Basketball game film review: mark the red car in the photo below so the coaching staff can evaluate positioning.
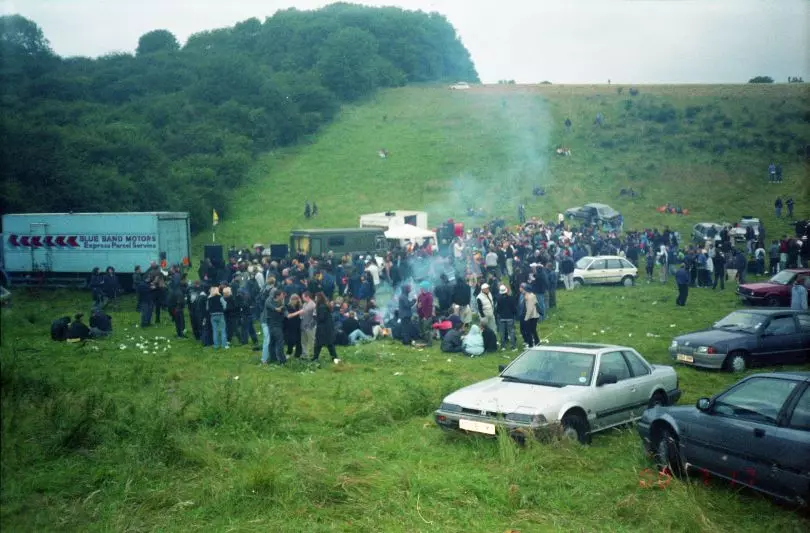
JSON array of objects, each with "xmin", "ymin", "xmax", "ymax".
[{"xmin": 736, "ymin": 269, "xmax": 810, "ymax": 307}]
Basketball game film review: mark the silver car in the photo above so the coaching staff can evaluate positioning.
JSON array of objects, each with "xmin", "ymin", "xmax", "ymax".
[{"xmin": 435, "ymin": 343, "xmax": 681, "ymax": 443}]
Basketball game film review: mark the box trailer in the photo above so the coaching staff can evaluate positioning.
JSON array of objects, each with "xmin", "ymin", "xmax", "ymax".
[
  {"xmin": 290, "ymin": 228, "xmax": 387, "ymax": 257},
  {"xmin": 359, "ymin": 210, "xmax": 428, "ymax": 230},
  {"xmin": 1, "ymin": 212, "xmax": 190, "ymax": 288}
]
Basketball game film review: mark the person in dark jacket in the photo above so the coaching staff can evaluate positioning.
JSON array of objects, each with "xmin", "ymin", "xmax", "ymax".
[
  {"xmin": 434, "ymin": 275, "xmax": 453, "ymax": 316},
  {"xmin": 495, "ymin": 284, "xmax": 518, "ymax": 350},
  {"xmin": 222, "ymin": 286, "xmax": 238, "ymax": 347},
  {"xmin": 441, "ymin": 324, "xmax": 463, "ymax": 353},
  {"xmin": 207, "ymin": 286, "xmax": 227, "ymax": 349},
  {"xmin": 712, "ymin": 251, "xmax": 726, "ymax": 290},
  {"xmin": 675, "ymin": 265, "xmax": 690, "ymax": 306},
  {"xmin": 67, "ymin": 313, "xmax": 91, "ymax": 341},
  {"xmin": 284, "ymin": 294, "xmax": 303, "ymax": 357},
  {"xmin": 102, "ymin": 267, "xmax": 119, "ymax": 305},
  {"xmin": 481, "ymin": 323, "xmax": 498, "ymax": 353},
  {"xmin": 313, "ymin": 292, "xmax": 338, "ymax": 361},
  {"xmin": 167, "ymin": 278, "xmax": 187, "ymax": 338},
  {"xmin": 89, "ymin": 307, "xmax": 113, "ymax": 337},
  {"xmin": 238, "ymin": 286, "xmax": 259, "ymax": 347},
  {"xmin": 89, "ymin": 268, "xmax": 104, "ymax": 306},
  {"xmin": 397, "ymin": 285, "xmax": 414, "ymax": 345},
  {"xmin": 136, "ymin": 278, "xmax": 153, "ymax": 328},
  {"xmin": 263, "ymin": 290, "xmax": 286, "ymax": 364},
  {"xmin": 733, "ymin": 250, "xmax": 748, "ymax": 284}
]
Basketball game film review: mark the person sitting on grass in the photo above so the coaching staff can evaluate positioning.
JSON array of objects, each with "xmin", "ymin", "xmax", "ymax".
[
  {"xmin": 441, "ymin": 322, "xmax": 464, "ymax": 353},
  {"xmin": 66, "ymin": 313, "xmax": 91, "ymax": 342},
  {"xmin": 462, "ymin": 324, "xmax": 485, "ymax": 357},
  {"xmin": 89, "ymin": 306, "xmax": 113, "ymax": 338}
]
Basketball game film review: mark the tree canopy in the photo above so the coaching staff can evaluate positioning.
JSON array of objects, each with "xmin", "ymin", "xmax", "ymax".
[{"xmin": 0, "ymin": 4, "xmax": 478, "ymax": 230}]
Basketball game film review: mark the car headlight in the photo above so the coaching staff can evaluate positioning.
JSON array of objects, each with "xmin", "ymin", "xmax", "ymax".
[
  {"xmin": 504, "ymin": 413, "xmax": 547, "ymax": 425},
  {"xmin": 696, "ymin": 346, "xmax": 717, "ymax": 355},
  {"xmin": 670, "ymin": 340, "xmax": 678, "ymax": 349},
  {"xmin": 439, "ymin": 402, "xmax": 462, "ymax": 412}
]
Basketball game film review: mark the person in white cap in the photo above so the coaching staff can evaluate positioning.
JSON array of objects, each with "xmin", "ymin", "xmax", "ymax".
[
  {"xmin": 476, "ymin": 283, "xmax": 495, "ymax": 329},
  {"xmin": 495, "ymin": 284, "xmax": 518, "ymax": 350}
]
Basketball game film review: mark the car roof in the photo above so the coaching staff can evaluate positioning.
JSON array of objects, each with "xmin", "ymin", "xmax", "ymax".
[
  {"xmin": 742, "ymin": 371, "xmax": 810, "ymax": 382},
  {"xmin": 726, "ymin": 309, "xmax": 808, "ymax": 316},
  {"xmin": 578, "ymin": 255, "xmax": 628, "ymax": 261},
  {"xmin": 584, "ymin": 203, "xmax": 611, "ymax": 208},
  {"xmin": 533, "ymin": 343, "xmax": 632, "ymax": 353}
]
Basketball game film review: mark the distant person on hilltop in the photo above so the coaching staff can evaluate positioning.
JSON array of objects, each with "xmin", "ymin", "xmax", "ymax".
[
  {"xmin": 775, "ymin": 197, "xmax": 783, "ymax": 218},
  {"xmin": 786, "ymin": 197, "xmax": 794, "ymax": 218},
  {"xmin": 564, "ymin": 118, "xmax": 572, "ymax": 132},
  {"xmin": 312, "ymin": 202, "xmax": 318, "ymax": 217},
  {"xmin": 768, "ymin": 162, "xmax": 776, "ymax": 183},
  {"xmin": 304, "ymin": 201, "xmax": 311, "ymax": 219},
  {"xmin": 775, "ymin": 163, "xmax": 783, "ymax": 183}
]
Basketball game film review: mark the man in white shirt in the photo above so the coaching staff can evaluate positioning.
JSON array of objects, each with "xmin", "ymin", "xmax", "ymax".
[{"xmin": 365, "ymin": 260, "xmax": 380, "ymax": 287}]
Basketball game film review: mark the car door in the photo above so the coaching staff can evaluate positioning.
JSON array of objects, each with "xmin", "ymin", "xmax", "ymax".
[
  {"xmin": 757, "ymin": 315, "xmax": 804, "ymax": 365},
  {"xmin": 621, "ymin": 350, "xmax": 654, "ymax": 419},
  {"xmin": 591, "ymin": 351, "xmax": 635, "ymax": 429},
  {"xmin": 586, "ymin": 259, "xmax": 608, "ymax": 285},
  {"xmin": 766, "ymin": 384, "xmax": 810, "ymax": 502},
  {"xmin": 683, "ymin": 377, "xmax": 800, "ymax": 492},
  {"xmin": 605, "ymin": 258, "xmax": 623, "ymax": 283},
  {"xmin": 796, "ymin": 314, "xmax": 810, "ymax": 362}
]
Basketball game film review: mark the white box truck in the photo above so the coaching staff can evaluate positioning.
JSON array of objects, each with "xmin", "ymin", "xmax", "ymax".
[
  {"xmin": 0, "ymin": 212, "xmax": 190, "ymax": 288},
  {"xmin": 359, "ymin": 210, "xmax": 428, "ymax": 230}
]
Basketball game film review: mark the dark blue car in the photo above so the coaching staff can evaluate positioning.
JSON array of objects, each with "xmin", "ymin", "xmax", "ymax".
[{"xmin": 638, "ymin": 372, "xmax": 810, "ymax": 506}]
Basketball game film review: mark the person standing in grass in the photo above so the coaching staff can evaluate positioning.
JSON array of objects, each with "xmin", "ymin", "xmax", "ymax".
[
  {"xmin": 675, "ymin": 264, "xmax": 690, "ymax": 306},
  {"xmin": 656, "ymin": 245, "xmax": 668, "ymax": 283},
  {"xmin": 775, "ymin": 197, "xmax": 783, "ymax": 218},
  {"xmin": 263, "ymin": 291, "xmax": 286, "ymax": 365},
  {"xmin": 791, "ymin": 278, "xmax": 808, "ymax": 310},
  {"xmin": 299, "ymin": 291, "xmax": 317, "ymax": 358},
  {"xmin": 207, "ymin": 286, "xmax": 228, "ymax": 350},
  {"xmin": 768, "ymin": 162, "xmax": 776, "ymax": 183},
  {"xmin": 786, "ymin": 197, "xmax": 794, "ymax": 218},
  {"xmin": 712, "ymin": 250, "xmax": 726, "ymax": 290},
  {"xmin": 495, "ymin": 284, "xmax": 518, "ymax": 351},
  {"xmin": 313, "ymin": 292, "xmax": 338, "ymax": 361},
  {"xmin": 519, "ymin": 283, "xmax": 540, "ymax": 347}
]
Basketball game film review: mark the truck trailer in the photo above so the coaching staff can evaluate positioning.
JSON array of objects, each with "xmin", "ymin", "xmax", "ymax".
[
  {"xmin": 1, "ymin": 212, "xmax": 190, "ymax": 288},
  {"xmin": 289, "ymin": 228, "xmax": 387, "ymax": 257}
]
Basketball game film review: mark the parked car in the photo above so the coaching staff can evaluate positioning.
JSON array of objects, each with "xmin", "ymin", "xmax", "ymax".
[
  {"xmin": 669, "ymin": 309, "xmax": 810, "ymax": 372},
  {"xmin": 564, "ymin": 203, "xmax": 620, "ymax": 226},
  {"xmin": 434, "ymin": 343, "xmax": 681, "ymax": 443},
  {"xmin": 449, "ymin": 82, "xmax": 471, "ymax": 90},
  {"xmin": 638, "ymin": 372, "xmax": 810, "ymax": 506},
  {"xmin": 730, "ymin": 216, "xmax": 761, "ymax": 243},
  {"xmin": 573, "ymin": 256, "xmax": 638, "ymax": 287},
  {"xmin": 691, "ymin": 222, "xmax": 729, "ymax": 243},
  {"xmin": 737, "ymin": 269, "xmax": 810, "ymax": 307}
]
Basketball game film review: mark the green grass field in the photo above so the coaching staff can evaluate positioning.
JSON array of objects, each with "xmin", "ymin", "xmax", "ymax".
[{"xmin": 3, "ymin": 84, "xmax": 810, "ymax": 531}]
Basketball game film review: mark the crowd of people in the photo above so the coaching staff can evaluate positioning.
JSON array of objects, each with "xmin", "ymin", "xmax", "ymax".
[{"xmin": 64, "ymin": 207, "xmax": 810, "ymax": 359}]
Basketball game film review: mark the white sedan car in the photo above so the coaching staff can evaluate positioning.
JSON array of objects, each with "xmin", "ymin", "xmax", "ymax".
[
  {"xmin": 449, "ymin": 81, "xmax": 471, "ymax": 90},
  {"xmin": 573, "ymin": 255, "xmax": 638, "ymax": 287},
  {"xmin": 435, "ymin": 343, "xmax": 681, "ymax": 443}
]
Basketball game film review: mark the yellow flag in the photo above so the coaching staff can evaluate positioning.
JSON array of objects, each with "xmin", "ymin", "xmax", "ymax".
[{"xmin": 213, "ymin": 209, "xmax": 219, "ymax": 226}]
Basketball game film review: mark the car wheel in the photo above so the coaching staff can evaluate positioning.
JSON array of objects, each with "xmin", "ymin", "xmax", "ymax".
[
  {"xmin": 561, "ymin": 413, "xmax": 591, "ymax": 444},
  {"xmin": 648, "ymin": 391, "xmax": 668, "ymax": 408},
  {"xmin": 766, "ymin": 296, "xmax": 780, "ymax": 307},
  {"xmin": 573, "ymin": 278, "xmax": 583, "ymax": 288},
  {"xmin": 654, "ymin": 427, "xmax": 683, "ymax": 476},
  {"xmin": 724, "ymin": 351, "xmax": 748, "ymax": 373},
  {"xmin": 622, "ymin": 276, "xmax": 634, "ymax": 287}
]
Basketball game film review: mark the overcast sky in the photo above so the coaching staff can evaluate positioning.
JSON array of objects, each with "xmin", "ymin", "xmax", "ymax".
[{"xmin": 3, "ymin": 0, "xmax": 807, "ymax": 83}]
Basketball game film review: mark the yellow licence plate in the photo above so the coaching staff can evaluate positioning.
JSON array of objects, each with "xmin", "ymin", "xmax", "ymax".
[
  {"xmin": 677, "ymin": 354, "xmax": 694, "ymax": 363},
  {"xmin": 459, "ymin": 419, "xmax": 496, "ymax": 435}
]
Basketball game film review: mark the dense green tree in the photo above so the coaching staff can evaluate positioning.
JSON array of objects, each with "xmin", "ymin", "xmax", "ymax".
[
  {"xmin": 0, "ymin": 7, "xmax": 479, "ymax": 229},
  {"xmin": 136, "ymin": 29, "xmax": 180, "ymax": 56},
  {"xmin": 748, "ymin": 76, "xmax": 774, "ymax": 84}
]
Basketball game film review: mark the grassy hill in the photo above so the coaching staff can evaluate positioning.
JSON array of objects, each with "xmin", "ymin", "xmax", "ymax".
[
  {"xmin": 3, "ymin": 85, "xmax": 810, "ymax": 532},
  {"xmin": 205, "ymin": 83, "xmax": 809, "ymax": 251}
]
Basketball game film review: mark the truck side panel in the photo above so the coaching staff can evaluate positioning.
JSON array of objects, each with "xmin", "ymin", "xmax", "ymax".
[
  {"xmin": 2, "ymin": 213, "xmax": 187, "ymax": 274},
  {"xmin": 157, "ymin": 216, "xmax": 190, "ymax": 267}
]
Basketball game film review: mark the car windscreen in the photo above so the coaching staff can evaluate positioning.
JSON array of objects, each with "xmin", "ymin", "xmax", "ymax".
[
  {"xmin": 769, "ymin": 271, "xmax": 796, "ymax": 285},
  {"xmin": 501, "ymin": 350, "xmax": 595, "ymax": 387},
  {"xmin": 713, "ymin": 311, "xmax": 766, "ymax": 333},
  {"xmin": 575, "ymin": 257, "xmax": 592, "ymax": 269}
]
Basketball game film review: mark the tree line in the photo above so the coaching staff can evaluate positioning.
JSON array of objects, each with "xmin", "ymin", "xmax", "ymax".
[{"xmin": 0, "ymin": 4, "xmax": 478, "ymax": 230}]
